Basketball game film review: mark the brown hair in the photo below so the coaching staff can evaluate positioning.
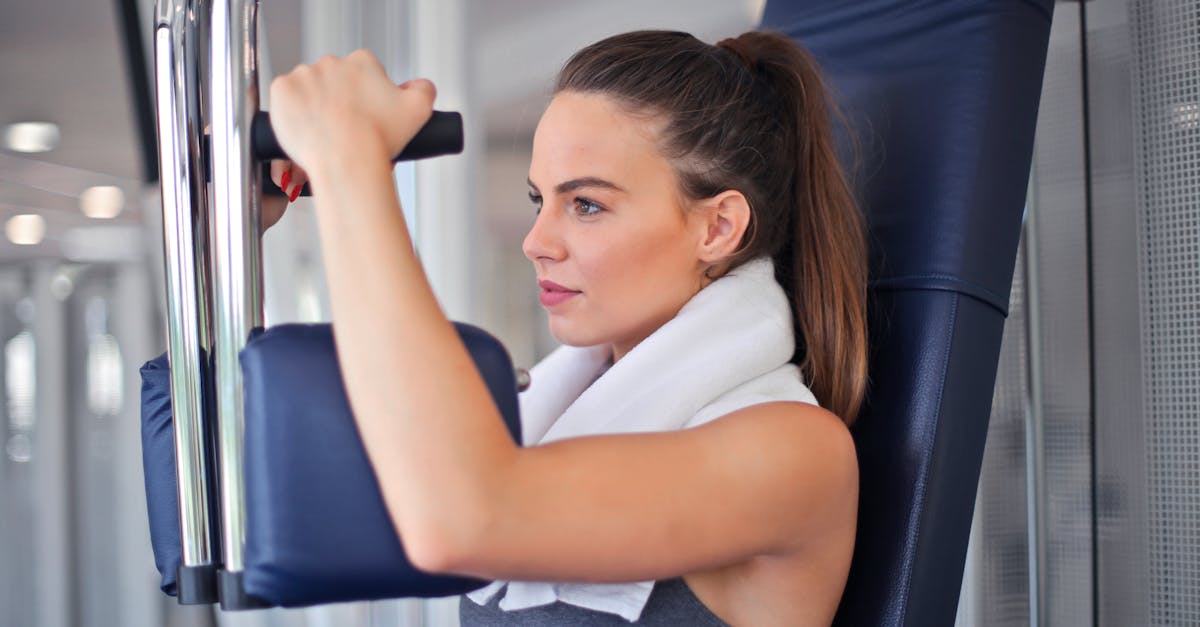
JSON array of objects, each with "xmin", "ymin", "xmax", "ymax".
[{"xmin": 556, "ymin": 30, "xmax": 868, "ymax": 424}]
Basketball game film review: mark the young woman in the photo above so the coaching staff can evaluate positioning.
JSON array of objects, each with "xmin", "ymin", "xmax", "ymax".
[{"xmin": 264, "ymin": 29, "xmax": 867, "ymax": 626}]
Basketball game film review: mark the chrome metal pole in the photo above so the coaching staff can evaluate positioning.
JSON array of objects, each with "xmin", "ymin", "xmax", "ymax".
[
  {"xmin": 209, "ymin": 0, "xmax": 264, "ymax": 609},
  {"xmin": 1023, "ymin": 178, "xmax": 1049, "ymax": 627},
  {"xmin": 153, "ymin": 0, "xmax": 219, "ymax": 604}
]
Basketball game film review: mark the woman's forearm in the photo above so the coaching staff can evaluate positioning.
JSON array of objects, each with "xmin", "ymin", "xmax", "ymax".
[{"xmin": 307, "ymin": 140, "xmax": 518, "ymax": 565}]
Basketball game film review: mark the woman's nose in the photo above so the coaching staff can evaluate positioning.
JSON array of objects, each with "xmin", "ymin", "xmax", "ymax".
[{"xmin": 522, "ymin": 210, "xmax": 566, "ymax": 262}]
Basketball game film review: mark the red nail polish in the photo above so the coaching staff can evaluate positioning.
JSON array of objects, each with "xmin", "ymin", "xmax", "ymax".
[
  {"xmin": 281, "ymin": 170, "xmax": 291, "ymax": 192},
  {"xmin": 289, "ymin": 185, "xmax": 301, "ymax": 202}
]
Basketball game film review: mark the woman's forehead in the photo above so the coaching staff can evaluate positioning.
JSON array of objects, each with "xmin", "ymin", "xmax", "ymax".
[{"xmin": 529, "ymin": 92, "xmax": 668, "ymax": 187}]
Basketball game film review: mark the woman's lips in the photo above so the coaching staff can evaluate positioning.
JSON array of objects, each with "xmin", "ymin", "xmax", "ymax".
[{"xmin": 538, "ymin": 280, "xmax": 581, "ymax": 307}]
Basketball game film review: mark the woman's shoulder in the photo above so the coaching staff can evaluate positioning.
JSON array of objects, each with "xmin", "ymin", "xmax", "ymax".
[
  {"xmin": 713, "ymin": 399, "xmax": 852, "ymax": 451},
  {"xmin": 699, "ymin": 399, "xmax": 859, "ymax": 526}
]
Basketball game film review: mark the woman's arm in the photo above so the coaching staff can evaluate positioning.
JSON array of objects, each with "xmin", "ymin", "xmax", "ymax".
[{"xmin": 268, "ymin": 51, "xmax": 858, "ymax": 582}]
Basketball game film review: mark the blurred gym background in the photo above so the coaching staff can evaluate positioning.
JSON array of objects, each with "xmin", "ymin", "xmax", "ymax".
[{"xmin": 0, "ymin": 1, "xmax": 1196, "ymax": 625}]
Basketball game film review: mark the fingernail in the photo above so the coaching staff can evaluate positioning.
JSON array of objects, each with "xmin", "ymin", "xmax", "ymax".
[
  {"xmin": 281, "ymin": 170, "xmax": 291, "ymax": 192},
  {"xmin": 289, "ymin": 185, "xmax": 302, "ymax": 202}
]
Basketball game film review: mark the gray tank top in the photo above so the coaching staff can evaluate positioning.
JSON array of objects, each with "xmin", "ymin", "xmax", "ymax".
[{"xmin": 459, "ymin": 578, "xmax": 731, "ymax": 626}]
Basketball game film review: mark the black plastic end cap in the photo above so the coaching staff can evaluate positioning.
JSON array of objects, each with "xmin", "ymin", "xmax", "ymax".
[
  {"xmin": 176, "ymin": 564, "xmax": 218, "ymax": 605},
  {"xmin": 217, "ymin": 570, "xmax": 272, "ymax": 611}
]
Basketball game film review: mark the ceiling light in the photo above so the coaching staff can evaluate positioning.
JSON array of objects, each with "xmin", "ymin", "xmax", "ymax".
[
  {"xmin": 80, "ymin": 186, "xmax": 125, "ymax": 219},
  {"xmin": 4, "ymin": 122, "xmax": 61, "ymax": 153},
  {"xmin": 6, "ymin": 214, "xmax": 46, "ymax": 246}
]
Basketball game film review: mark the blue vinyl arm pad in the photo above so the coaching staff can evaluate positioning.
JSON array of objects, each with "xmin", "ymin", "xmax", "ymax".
[
  {"xmin": 140, "ymin": 353, "xmax": 182, "ymax": 596},
  {"xmin": 240, "ymin": 322, "xmax": 522, "ymax": 606},
  {"xmin": 139, "ymin": 321, "xmax": 521, "ymax": 605}
]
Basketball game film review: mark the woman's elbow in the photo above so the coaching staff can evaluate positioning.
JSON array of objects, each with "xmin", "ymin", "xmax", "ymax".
[
  {"xmin": 404, "ymin": 524, "xmax": 471, "ymax": 574},
  {"xmin": 397, "ymin": 495, "xmax": 497, "ymax": 575}
]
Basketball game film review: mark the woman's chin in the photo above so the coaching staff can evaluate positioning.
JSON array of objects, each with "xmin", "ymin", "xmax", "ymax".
[{"xmin": 548, "ymin": 320, "xmax": 607, "ymax": 348}]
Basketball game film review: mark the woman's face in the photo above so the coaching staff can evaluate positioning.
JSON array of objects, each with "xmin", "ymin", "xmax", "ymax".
[{"xmin": 524, "ymin": 92, "xmax": 709, "ymax": 361}]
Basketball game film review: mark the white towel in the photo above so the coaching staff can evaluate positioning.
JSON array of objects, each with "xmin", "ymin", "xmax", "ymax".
[{"xmin": 465, "ymin": 256, "xmax": 819, "ymax": 622}]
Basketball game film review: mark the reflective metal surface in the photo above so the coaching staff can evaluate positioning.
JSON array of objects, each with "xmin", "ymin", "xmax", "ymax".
[
  {"xmin": 1023, "ymin": 189, "xmax": 1048, "ymax": 627},
  {"xmin": 152, "ymin": 0, "xmax": 215, "ymax": 568},
  {"xmin": 208, "ymin": 0, "xmax": 263, "ymax": 574}
]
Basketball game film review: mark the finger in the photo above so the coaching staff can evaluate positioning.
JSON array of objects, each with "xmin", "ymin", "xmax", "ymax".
[
  {"xmin": 347, "ymin": 48, "xmax": 385, "ymax": 74},
  {"xmin": 399, "ymin": 78, "xmax": 437, "ymax": 101},
  {"xmin": 389, "ymin": 79, "xmax": 437, "ymax": 150},
  {"xmin": 289, "ymin": 163, "xmax": 309, "ymax": 189},
  {"xmin": 270, "ymin": 160, "xmax": 293, "ymax": 188}
]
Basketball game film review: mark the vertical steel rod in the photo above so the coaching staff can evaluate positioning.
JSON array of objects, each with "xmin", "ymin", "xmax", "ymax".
[
  {"xmin": 153, "ymin": 0, "xmax": 218, "ymax": 602},
  {"xmin": 1024, "ymin": 185, "xmax": 1049, "ymax": 627},
  {"xmin": 209, "ymin": 0, "xmax": 263, "ymax": 607}
]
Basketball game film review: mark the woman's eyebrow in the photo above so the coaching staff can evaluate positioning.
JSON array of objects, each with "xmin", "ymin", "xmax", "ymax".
[{"xmin": 527, "ymin": 177, "xmax": 626, "ymax": 195}]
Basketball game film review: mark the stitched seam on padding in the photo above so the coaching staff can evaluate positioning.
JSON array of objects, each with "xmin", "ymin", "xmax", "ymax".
[
  {"xmin": 869, "ymin": 281, "xmax": 1008, "ymax": 318},
  {"xmin": 870, "ymin": 274, "xmax": 1005, "ymax": 308}
]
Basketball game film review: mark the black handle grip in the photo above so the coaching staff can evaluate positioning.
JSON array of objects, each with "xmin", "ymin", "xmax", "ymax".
[{"xmin": 256, "ymin": 110, "xmax": 462, "ymax": 197}]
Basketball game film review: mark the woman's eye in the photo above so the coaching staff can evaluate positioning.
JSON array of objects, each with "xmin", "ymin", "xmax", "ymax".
[
  {"xmin": 573, "ymin": 197, "xmax": 604, "ymax": 217},
  {"xmin": 528, "ymin": 192, "xmax": 542, "ymax": 214}
]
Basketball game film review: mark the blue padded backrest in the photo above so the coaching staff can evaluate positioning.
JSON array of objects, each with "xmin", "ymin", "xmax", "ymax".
[{"xmin": 760, "ymin": 2, "xmax": 1053, "ymax": 625}]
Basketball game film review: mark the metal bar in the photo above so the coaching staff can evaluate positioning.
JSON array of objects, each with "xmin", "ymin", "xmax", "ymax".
[
  {"xmin": 208, "ymin": 0, "xmax": 263, "ymax": 601},
  {"xmin": 152, "ymin": 0, "xmax": 216, "ymax": 580},
  {"xmin": 1023, "ymin": 181, "xmax": 1049, "ymax": 627}
]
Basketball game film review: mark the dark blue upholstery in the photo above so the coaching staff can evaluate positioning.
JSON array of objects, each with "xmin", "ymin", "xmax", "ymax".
[
  {"xmin": 140, "ymin": 353, "xmax": 182, "ymax": 596},
  {"xmin": 239, "ymin": 322, "xmax": 521, "ymax": 606},
  {"xmin": 140, "ymin": 348, "xmax": 222, "ymax": 598},
  {"xmin": 760, "ymin": 2, "xmax": 1053, "ymax": 625},
  {"xmin": 139, "ymin": 321, "xmax": 521, "ymax": 606}
]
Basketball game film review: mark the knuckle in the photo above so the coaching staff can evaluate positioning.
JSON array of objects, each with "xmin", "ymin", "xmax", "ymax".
[
  {"xmin": 285, "ymin": 64, "xmax": 313, "ymax": 85},
  {"xmin": 416, "ymin": 79, "xmax": 437, "ymax": 101},
  {"xmin": 269, "ymin": 76, "xmax": 291, "ymax": 100}
]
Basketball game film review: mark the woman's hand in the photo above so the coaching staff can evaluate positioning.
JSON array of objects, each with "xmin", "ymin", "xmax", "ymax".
[
  {"xmin": 267, "ymin": 49, "xmax": 436, "ymax": 183},
  {"xmin": 260, "ymin": 159, "xmax": 308, "ymax": 232}
]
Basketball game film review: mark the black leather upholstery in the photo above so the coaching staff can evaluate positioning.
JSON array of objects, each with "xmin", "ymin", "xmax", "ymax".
[{"xmin": 760, "ymin": 1, "xmax": 1053, "ymax": 625}]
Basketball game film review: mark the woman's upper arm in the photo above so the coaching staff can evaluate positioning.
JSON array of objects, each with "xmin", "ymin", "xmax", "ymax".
[{"xmin": 425, "ymin": 401, "xmax": 858, "ymax": 583}]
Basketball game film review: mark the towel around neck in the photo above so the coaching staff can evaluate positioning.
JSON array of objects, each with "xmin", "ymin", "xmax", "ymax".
[{"xmin": 466, "ymin": 256, "xmax": 819, "ymax": 622}]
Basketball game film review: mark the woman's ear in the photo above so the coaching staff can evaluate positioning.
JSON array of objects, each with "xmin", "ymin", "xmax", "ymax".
[{"xmin": 695, "ymin": 190, "xmax": 752, "ymax": 264}]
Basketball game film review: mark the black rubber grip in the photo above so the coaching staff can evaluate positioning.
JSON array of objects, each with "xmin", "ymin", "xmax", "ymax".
[{"xmin": 256, "ymin": 110, "xmax": 462, "ymax": 197}]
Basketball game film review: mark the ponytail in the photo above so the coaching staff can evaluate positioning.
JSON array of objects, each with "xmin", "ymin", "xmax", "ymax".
[
  {"xmin": 725, "ymin": 32, "xmax": 869, "ymax": 424},
  {"xmin": 558, "ymin": 30, "xmax": 869, "ymax": 424}
]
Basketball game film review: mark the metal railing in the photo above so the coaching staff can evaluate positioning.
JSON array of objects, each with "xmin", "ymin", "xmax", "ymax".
[
  {"xmin": 151, "ymin": 0, "xmax": 462, "ymax": 609},
  {"xmin": 152, "ymin": 0, "xmax": 223, "ymax": 606}
]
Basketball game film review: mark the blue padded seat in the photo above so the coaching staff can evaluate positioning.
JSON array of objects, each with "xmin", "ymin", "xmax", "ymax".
[{"xmin": 760, "ymin": 1, "xmax": 1053, "ymax": 625}]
